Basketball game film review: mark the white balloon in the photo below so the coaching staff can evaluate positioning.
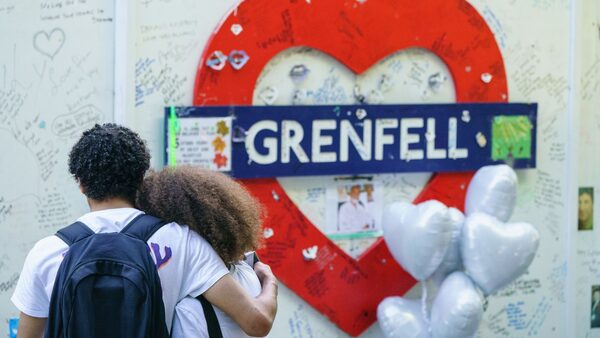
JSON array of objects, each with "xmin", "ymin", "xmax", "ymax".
[
  {"xmin": 465, "ymin": 165, "xmax": 517, "ymax": 222},
  {"xmin": 430, "ymin": 208, "xmax": 465, "ymax": 286},
  {"xmin": 430, "ymin": 272, "xmax": 484, "ymax": 338},
  {"xmin": 382, "ymin": 200, "xmax": 454, "ymax": 281},
  {"xmin": 377, "ymin": 297, "xmax": 431, "ymax": 338},
  {"xmin": 461, "ymin": 212, "xmax": 540, "ymax": 295}
]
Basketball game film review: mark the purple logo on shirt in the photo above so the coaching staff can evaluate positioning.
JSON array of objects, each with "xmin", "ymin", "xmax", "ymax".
[{"xmin": 150, "ymin": 243, "xmax": 172, "ymax": 269}]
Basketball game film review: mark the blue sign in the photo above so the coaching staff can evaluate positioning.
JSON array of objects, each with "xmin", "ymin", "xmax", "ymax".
[
  {"xmin": 9, "ymin": 318, "xmax": 18, "ymax": 338},
  {"xmin": 165, "ymin": 103, "xmax": 537, "ymax": 178}
]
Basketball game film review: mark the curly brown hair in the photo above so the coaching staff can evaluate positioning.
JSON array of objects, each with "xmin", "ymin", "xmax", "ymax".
[{"xmin": 136, "ymin": 166, "xmax": 263, "ymax": 264}]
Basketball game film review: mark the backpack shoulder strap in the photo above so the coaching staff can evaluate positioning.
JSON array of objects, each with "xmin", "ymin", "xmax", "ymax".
[
  {"xmin": 197, "ymin": 295, "xmax": 223, "ymax": 338},
  {"xmin": 121, "ymin": 214, "xmax": 167, "ymax": 241},
  {"xmin": 56, "ymin": 222, "xmax": 95, "ymax": 246}
]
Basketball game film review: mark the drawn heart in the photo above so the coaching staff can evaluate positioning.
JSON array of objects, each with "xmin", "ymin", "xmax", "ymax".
[
  {"xmin": 377, "ymin": 297, "xmax": 430, "ymax": 338},
  {"xmin": 461, "ymin": 212, "xmax": 540, "ymax": 295},
  {"xmin": 33, "ymin": 28, "xmax": 66, "ymax": 59},
  {"xmin": 382, "ymin": 201, "xmax": 454, "ymax": 281},
  {"xmin": 430, "ymin": 271, "xmax": 484, "ymax": 338},
  {"xmin": 193, "ymin": 0, "xmax": 507, "ymax": 335},
  {"xmin": 465, "ymin": 164, "xmax": 518, "ymax": 222}
]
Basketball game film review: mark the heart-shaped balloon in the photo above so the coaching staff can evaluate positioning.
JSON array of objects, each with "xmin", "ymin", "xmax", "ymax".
[
  {"xmin": 465, "ymin": 165, "xmax": 517, "ymax": 222},
  {"xmin": 430, "ymin": 272, "xmax": 484, "ymax": 338},
  {"xmin": 382, "ymin": 200, "xmax": 454, "ymax": 281},
  {"xmin": 430, "ymin": 208, "xmax": 465, "ymax": 286},
  {"xmin": 377, "ymin": 297, "xmax": 431, "ymax": 338},
  {"xmin": 461, "ymin": 212, "xmax": 540, "ymax": 295}
]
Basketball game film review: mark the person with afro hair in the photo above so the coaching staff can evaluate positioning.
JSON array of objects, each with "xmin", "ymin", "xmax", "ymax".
[
  {"xmin": 12, "ymin": 124, "xmax": 277, "ymax": 338},
  {"xmin": 137, "ymin": 166, "xmax": 269, "ymax": 337}
]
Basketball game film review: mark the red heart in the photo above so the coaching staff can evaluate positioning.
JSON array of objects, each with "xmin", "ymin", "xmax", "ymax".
[{"xmin": 193, "ymin": 0, "xmax": 507, "ymax": 335}]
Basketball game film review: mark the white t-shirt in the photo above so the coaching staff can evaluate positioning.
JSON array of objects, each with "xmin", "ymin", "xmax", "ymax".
[
  {"xmin": 11, "ymin": 208, "xmax": 229, "ymax": 332},
  {"xmin": 338, "ymin": 199, "xmax": 373, "ymax": 232},
  {"xmin": 171, "ymin": 261, "xmax": 262, "ymax": 338}
]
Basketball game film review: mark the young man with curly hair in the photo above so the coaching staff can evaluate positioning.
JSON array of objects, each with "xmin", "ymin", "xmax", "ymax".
[
  {"xmin": 12, "ymin": 124, "xmax": 277, "ymax": 337},
  {"xmin": 136, "ymin": 166, "xmax": 266, "ymax": 337}
]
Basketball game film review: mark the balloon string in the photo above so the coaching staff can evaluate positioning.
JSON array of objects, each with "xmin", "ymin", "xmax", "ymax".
[{"xmin": 421, "ymin": 282, "xmax": 431, "ymax": 329}]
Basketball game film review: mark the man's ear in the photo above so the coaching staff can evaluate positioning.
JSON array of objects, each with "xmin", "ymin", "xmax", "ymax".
[{"xmin": 79, "ymin": 183, "xmax": 86, "ymax": 194}]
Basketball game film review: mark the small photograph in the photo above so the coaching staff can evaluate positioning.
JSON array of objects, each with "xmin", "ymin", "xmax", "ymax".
[
  {"xmin": 325, "ymin": 180, "xmax": 383, "ymax": 240},
  {"xmin": 579, "ymin": 187, "xmax": 594, "ymax": 231},
  {"xmin": 592, "ymin": 285, "xmax": 600, "ymax": 328}
]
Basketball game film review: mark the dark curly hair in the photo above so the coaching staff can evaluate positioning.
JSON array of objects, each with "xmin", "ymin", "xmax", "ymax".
[
  {"xmin": 136, "ymin": 166, "xmax": 263, "ymax": 264},
  {"xmin": 69, "ymin": 123, "xmax": 150, "ymax": 203}
]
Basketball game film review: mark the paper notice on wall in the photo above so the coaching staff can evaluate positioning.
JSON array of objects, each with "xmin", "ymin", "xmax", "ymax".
[
  {"xmin": 170, "ymin": 117, "xmax": 232, "ymax": 171},
  {"xmin": 491, "ymin": 115, "xmax": 533, "ymax": 161}
]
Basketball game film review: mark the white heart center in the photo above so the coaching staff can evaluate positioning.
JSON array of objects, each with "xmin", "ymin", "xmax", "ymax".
[{"xmin": 253, "ymin": 47, "xmax": 456, "ymax": 258}]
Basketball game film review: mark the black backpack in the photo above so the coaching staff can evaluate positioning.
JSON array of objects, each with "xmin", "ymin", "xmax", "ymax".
[{"xmin": 45, "ymin": 214, "xmax": 170, "ymax": 338}]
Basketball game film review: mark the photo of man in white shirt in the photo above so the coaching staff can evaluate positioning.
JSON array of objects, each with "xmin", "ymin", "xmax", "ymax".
[{"xmin": 337, "ymin": 184, "xmax": 375, "ymax": 233}]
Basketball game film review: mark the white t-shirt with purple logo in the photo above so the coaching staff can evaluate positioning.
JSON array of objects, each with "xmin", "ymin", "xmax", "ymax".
[{"xmin": 11, "ymin": 208, "xmax": 229, "ymax": 331}]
